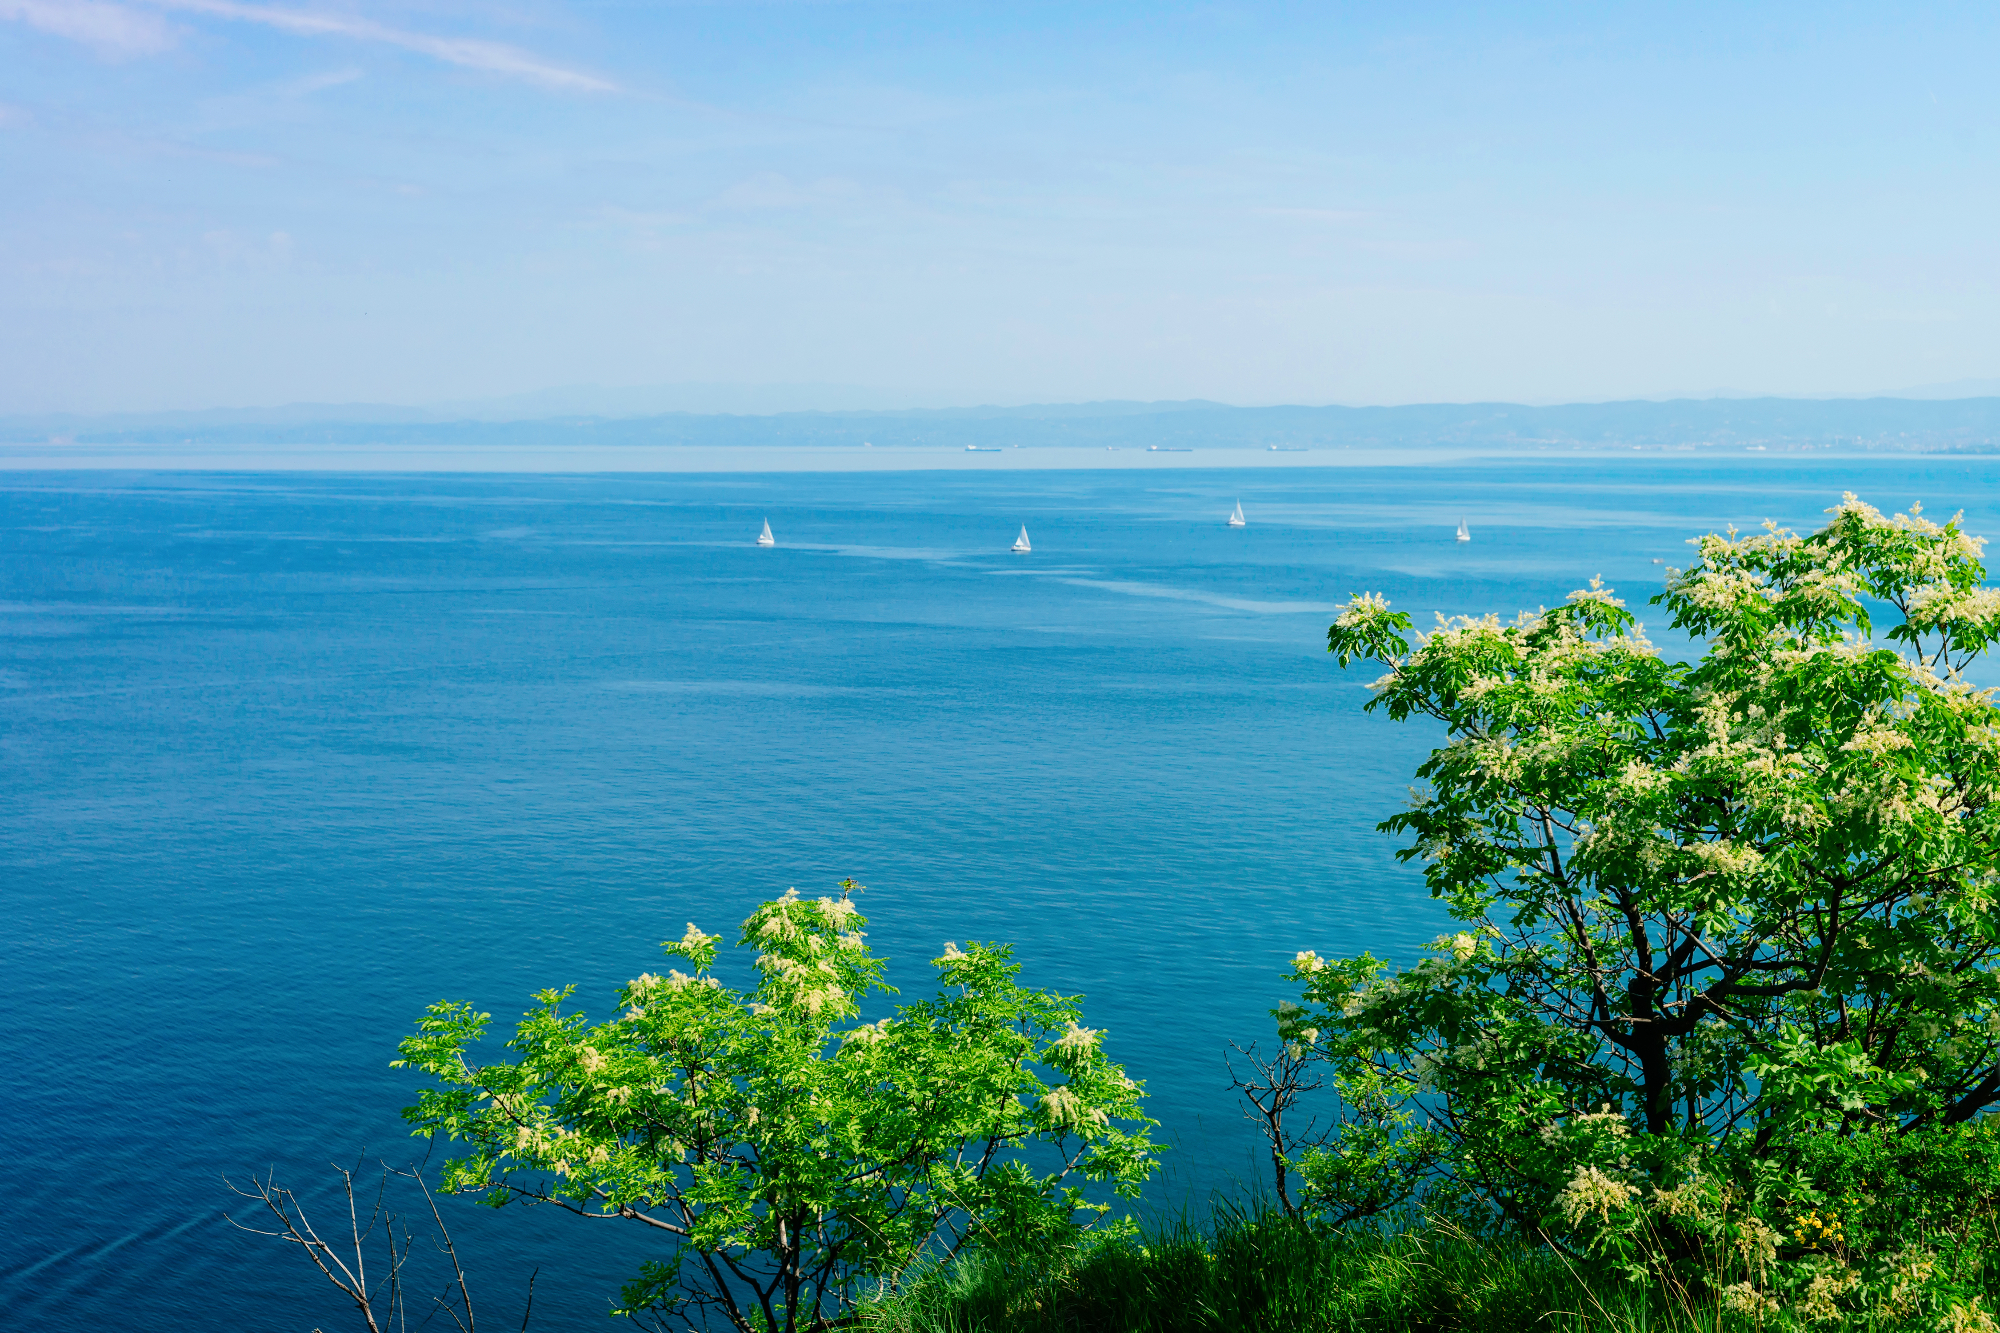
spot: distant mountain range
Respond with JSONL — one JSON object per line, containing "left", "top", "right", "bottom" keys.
{"left": 11, "top": 395, "right": 2000, "bottom": 452}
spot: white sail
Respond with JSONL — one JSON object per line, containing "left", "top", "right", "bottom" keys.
{"left": 1012, "top": 525, "right": 1031, "bottom": 553}
{"left": 1228, "top": 501, "right": 1246, "bottom": 527}
{"left": 1456, "top": 518, "right": 1471, "bottom": 543}
{"left": 757, "top": 518, "right": 775, "bottom": 547}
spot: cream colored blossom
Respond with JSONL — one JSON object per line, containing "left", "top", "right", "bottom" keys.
{"left": 1945, "top": 1298, "right": 2000, "bottom": 1333}
{"left": 1567, "top": 575, "right": 1624, "bottom": 608}
{"left": 1619, "top": 759, "right": 1666, "bottom": 792}
{"left": 1572, "top": 1105, "right": 1631, "bottom": 1138}
{"left": 1797, "top": 1267, "right": 1859, "bottom": 1325}
{"left": 799, "top": 984, "right": 845, "bottom": 1016}
{"left": 1909, "top": 584, "right": 2000, "bottom": 629}
{"left": 1686, "top": 838, "right": 1763, "bottom": 878}
{"left": 1879, "top": 1245, "right": 1938, "bottom": 1319}
{"left": 1051, "top": 1021, "right": 1101, "bottom": 1056}
{"left": 1721, "top": 1283, "right": 1780, "bottom": 1320}
{"left": 1649, "top": 1177, "right": 1708, "bottom": 1222}
{"left": 842, "top": 1018, "right": 892, "bottom": 1047}
{"left": 1335, "top": 592, "right": 1392, "bottom": 627}
{"left": 1735, "top": 1217, "right": 1780, "bottom": 1278}
{"left": 753, "top": 891, "right": 803, "bottom": 940}
{"left": 1038, "top": 1085, "right": 1109, "bottom": 1131}
{"left": 1556, "top": 1166, "right": 1636, "bottom": 1226}
{"left": 1842, "top": 721, "right": 1915, "bottom": 757}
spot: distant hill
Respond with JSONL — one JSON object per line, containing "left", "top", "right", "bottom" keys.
{"left": 9, "top": 396, "right": 2000, "bottom": 452}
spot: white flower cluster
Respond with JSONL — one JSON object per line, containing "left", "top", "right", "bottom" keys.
{"left": 1038, "top": 1084, "right": 1109, "bottom": 1132}
{"left": 1440, "top": 931, "right": 1478, "bottom": 962}
{"left": 1556, "top": 1165, "right": 1636, "bottom": 1226}
{"left": 1649, "top": 1176, "right": 1708, "bottom": 1222}
{"left": 1720, "top": 1282, "right": 1781, "bottom": 1319}
{"left": 1909, "top": 582, "right": 2000, "bottom": 631}
{"left": 1334, "top": 591, "right": 1392, "bottom": 628}
{"left": 1539, "top": 1105, "right": 1631, "bottom": 1152}
{"left": 1944, "top": 1299, "right": 2000, "bottom": 1333}
{"left": 1735, "top": 1217, "right": 1780, "bottom": 1277}
{"left": 1840, "top": 712, "right": 1916, "bottom": 758}
{"left": 1570, "top": 1104, "right": 1632, "bottom": 1138}
{"left": 841, "top": 1017, "right": 893, "bottom": 1048}
{"left": 1797, "top": 1268, "right": 1859, "bottom": 1325}
{"left": 1051, "top": 1021, "right": 1101, "bottom": 1056}
{"left": 1565, "top": 575, "right": 1625, "bottom": 608}
{"left": 1684, "top": 837, "right": 1764, "bottom": 878}
{"left": 752, "top": 890, "right": 804, "bottom": 944}
{"left": 755, "top": 950, "right": 849, "bottom": 1017}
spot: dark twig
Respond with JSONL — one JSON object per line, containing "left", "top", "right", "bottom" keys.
{"left": 227, "top": 1161, "right": 518, "bottom": 1333}
{"left": 1227, "top": 1039, "right": 1330, "bottom": 1217}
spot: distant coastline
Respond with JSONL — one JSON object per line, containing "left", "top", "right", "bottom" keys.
{"left": 13, "top": 394, "right": 2000, "bottom": 451}
{"left": 9, "top": 395, "right": 2000, "bottom": 471}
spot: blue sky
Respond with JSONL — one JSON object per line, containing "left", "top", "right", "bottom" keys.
{"left": 3, "top": 1, "right": 1997, "bottom": 413}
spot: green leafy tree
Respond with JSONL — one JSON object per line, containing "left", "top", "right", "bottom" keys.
{"left": 395, "top": 882, "right": 1156, "bottom": 1333}
{"left": 1300, "top": 496, "right": 2000, "bottom": 1226}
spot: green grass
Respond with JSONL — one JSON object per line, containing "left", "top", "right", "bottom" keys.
{"left": 856, "top": 1208, "right": 1717, "bottom": 1333}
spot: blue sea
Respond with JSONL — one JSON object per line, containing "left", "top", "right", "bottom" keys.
{"left": 7, "top": 457, "right": 1998, "bottom": 1329}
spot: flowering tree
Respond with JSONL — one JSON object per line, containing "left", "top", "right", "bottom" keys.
{"left": 395, "top": 883, "right": 1155, "bottom": 1333}
{"left": 1298, "top": 496, "right": 2000, "bottom": 1226}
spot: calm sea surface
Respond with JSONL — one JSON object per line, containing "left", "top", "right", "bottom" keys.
{"left": 7, "top": 457, "right": 1998, "bottom": 1329}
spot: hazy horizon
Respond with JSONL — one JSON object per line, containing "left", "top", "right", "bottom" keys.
{"left": 17, "top": 378, "right": 2000, "bottom": 427}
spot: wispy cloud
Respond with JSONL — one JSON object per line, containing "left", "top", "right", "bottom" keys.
{"left": 0, "top": 0, "right": 173, "bottom": 58}
{"left": 0, "top": 0, "right": 615, "bottom": 91}
{"left": 146, "top": 0, "right": 617, "bottom": 91}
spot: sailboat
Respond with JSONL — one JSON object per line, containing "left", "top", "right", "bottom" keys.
{"left": 1227, "top": 500, "right": 1246, "bottom": 527}
{"left": 1011, "top": 525, "right": 1032, "bottom": 554}
{"left": 756, "top": 518, "right": 775, "bottom": 547}
{"left": 1455, "top": 518, "right": 1471, "bottom": 543}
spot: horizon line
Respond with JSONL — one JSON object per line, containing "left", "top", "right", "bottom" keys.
{"left": 12, "top": 388, "right": 2000, "bottom": 427}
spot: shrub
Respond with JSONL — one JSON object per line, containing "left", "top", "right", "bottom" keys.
{"left": 1306, "top": 497, "right": 2000, "bottom": 1226}
{"left": 394, "top": 882, "right": 1157, "bottom": 1332}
